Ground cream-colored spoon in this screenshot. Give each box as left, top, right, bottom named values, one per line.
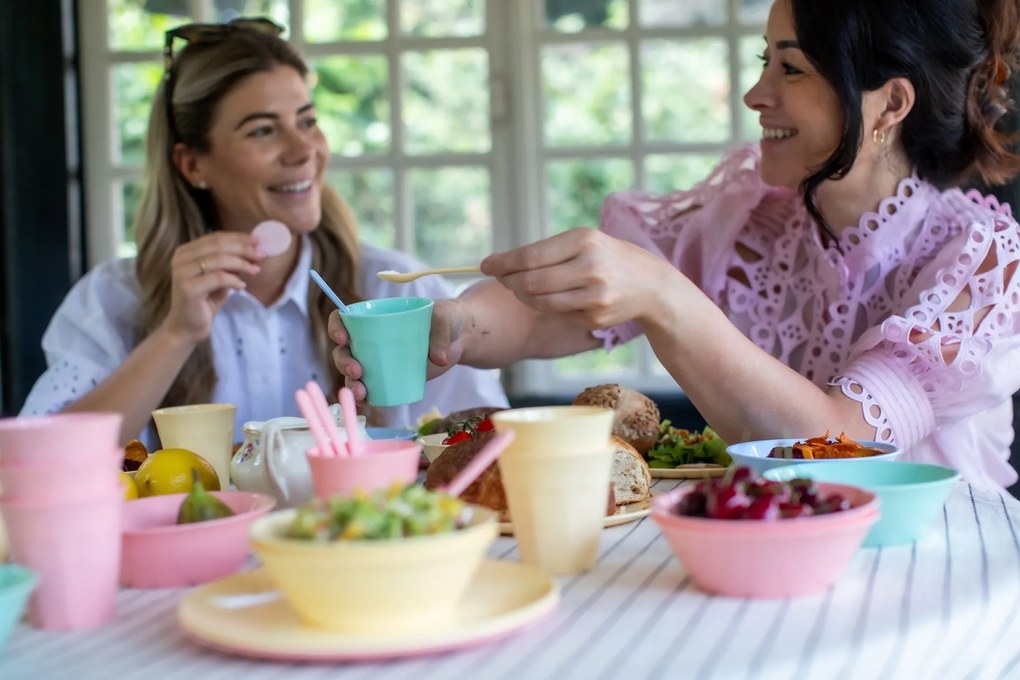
left=376, top=265, right=481, bottom=283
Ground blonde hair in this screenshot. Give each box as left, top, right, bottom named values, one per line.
left=134, top=27, right=361, bottom=409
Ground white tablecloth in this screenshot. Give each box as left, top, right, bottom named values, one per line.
left=3, top=479, right=1019, bottom=679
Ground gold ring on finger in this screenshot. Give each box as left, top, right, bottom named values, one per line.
left=198, top=258, right=207, bottom=276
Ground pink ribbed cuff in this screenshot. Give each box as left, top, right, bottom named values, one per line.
left=838, top=351, right=935, bottom=448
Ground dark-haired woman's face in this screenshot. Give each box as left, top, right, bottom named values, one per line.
left=742, top=0, right=842, bottom=189
left=192, top=65, right=328, bottom=236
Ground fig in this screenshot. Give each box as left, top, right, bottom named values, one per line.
left=176, top=469, right=235, bottom=524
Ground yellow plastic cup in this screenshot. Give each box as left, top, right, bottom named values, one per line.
left=492, top=406, right=615, bottom=575
left=152, top=403, right=237, bottom=488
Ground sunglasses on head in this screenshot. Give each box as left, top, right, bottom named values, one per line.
left=163, top=17, right=285, bottom=141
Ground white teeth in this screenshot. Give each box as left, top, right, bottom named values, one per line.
left=762, top=128, right=797, bottom=140
left=273, top=179, right=312, bottom=193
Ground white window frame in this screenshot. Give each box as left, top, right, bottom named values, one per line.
left=77, top=0, right=764, bottom=398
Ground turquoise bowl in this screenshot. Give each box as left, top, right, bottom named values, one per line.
left=0, top=564, right=38, bottom=649
left=764, top=460, right=959, bottom=547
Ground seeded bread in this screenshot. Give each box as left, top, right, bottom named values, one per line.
left=610, top=436, right=652, bottom=505
left=573, top=384, right=661, bottom=455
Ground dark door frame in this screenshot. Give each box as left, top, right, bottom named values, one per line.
left=0, top=0, right=83, bottom=416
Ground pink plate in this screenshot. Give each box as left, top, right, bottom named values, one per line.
left=177, top=560, right=558, bottom=661
left=121, top=491, right=276, bottom=589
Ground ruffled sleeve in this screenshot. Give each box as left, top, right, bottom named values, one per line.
left=594, top=144, right=774, bottom=348
left=20, top=259, right=142, bottom=415
left=835, top=190, right=1020, bottom=457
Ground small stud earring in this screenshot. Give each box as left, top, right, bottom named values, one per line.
left=196, top=180, right=208, bottom=189
left=872, top=129, right=886, bottom=145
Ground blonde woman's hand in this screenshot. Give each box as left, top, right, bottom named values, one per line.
left=481, top=228, right=669, bottom=330
left=161, top=232, right=265, bottom=343
left=329, top=299, right=468, bottom=402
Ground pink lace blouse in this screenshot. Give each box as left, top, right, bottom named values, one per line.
left=596, top=145, right=1020, bottom=489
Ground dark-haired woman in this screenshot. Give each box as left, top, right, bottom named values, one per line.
left=333, top=0, right=1020, bottom=489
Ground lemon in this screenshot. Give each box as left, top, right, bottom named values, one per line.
left=120, top=471, right=139, bottom=501
left=134, top=448, right=220, bottom=497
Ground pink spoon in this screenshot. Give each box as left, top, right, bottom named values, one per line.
left=442, top=430, right=515, bottom=498
left=338, top=387, right=364, bottom=457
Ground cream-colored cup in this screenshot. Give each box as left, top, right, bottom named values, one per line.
left=152, top=404, right=237, bottom=488
left=0, top=509, right=7, bottom=563
left=492, top=406, right=615, bottom=575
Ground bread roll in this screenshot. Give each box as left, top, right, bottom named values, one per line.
left=424, top=431, right=509, bottom=519
left=573, top=384, right=661, bottom=455
left=610, top=435, right=652, bottom=505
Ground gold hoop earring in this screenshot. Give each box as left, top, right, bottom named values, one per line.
left=872, top=129, right=886, bottom=145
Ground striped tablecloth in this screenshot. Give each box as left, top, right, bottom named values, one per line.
left=3, top=479, right=1019, bottom=680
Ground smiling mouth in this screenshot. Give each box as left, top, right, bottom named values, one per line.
left=762, top=127, right=798, bottom=141
left=270, top=179, right=313, bottom=193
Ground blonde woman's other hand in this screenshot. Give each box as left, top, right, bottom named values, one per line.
left=329, top=299, right=468, bottom=401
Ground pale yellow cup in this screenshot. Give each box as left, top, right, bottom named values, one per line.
left=492, top=406, right=615, bottom=575
left=152, top=403, right=237, bottom=488
left=0, top=509, right=7, bottom=563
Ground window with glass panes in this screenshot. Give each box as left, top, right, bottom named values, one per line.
left=78, top=0, right=769, bottom=397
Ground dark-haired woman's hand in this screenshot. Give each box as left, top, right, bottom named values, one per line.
left=481, top=227, right=669, bottom=330
left=161, top=231, right=264, bottom=344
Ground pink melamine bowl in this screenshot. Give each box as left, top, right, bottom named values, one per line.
left=305, top=440, right=421, bottom=499
left=120, top=491, right=276, bottom=588
left=651, top=482, right=879, bottom=598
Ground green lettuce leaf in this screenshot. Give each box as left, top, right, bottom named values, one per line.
left=646, top=422, right=731, bottom=468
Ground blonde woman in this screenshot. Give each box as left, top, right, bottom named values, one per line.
left=22, top=18, right=507, bottom=445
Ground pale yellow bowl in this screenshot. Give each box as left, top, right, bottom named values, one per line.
left=249, top=504, right=497, bottom=632
left=416, top=433, right=450, bottom=463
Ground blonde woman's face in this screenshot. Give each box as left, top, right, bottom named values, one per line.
left=194, top=65, right=327, bottom=235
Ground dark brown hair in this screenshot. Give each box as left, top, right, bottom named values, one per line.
left=790, top=0, right=1020, bottom=233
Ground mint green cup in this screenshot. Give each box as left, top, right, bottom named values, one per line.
left=764, top=460, right=960, bottom=547
left=340, top=297, right=434, bottom=407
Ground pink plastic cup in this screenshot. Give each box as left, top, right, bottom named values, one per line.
left=305, top=440, right=421, bottom=498
left=1, top=489, right=122, bottom=629
left=0, top=448, right=123, bottom=503
left=0, top=413, right=123, bottom=465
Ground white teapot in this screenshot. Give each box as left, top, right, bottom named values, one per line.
left=230, top=405, right=368, bottom=508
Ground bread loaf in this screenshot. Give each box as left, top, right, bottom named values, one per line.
left=610, top=435, right=652, bottom=505
left=573, top=384, right=661, bottom=455
left=424, top=431, right=509, bottom=519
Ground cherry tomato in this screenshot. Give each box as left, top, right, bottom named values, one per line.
left=441, top=431, right=473, bottom=445
left=474, top=417, right=494, bottom=432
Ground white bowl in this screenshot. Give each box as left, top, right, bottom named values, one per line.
left=416, top=433, right=450, bottom=463
left=726, top=438, right=901, bottom=475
